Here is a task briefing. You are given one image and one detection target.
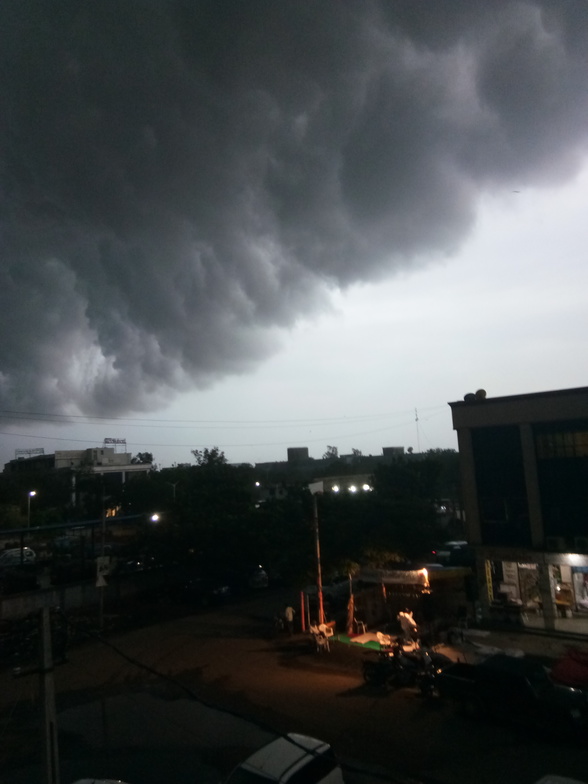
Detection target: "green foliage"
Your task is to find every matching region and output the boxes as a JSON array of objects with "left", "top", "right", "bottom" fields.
[
  {"left": 0, "top": 447, "right": 459, "bottom": 589},
  {"left": 0, "top": 504, "right": 25, "bottom": 529},
  {"left": 191, "top": 447, "right": 227, "bottom": 466},
  {"left": 360, "top": 548, "right": 404, "bottom": 569},
  {"left": 131, "top": 452, "right": 153, "bottom": 464}
]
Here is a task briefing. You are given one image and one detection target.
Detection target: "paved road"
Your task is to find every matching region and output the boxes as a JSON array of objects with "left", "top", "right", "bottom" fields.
[{"left": 2, "top": 590, "right": 587, "bottom": 784}]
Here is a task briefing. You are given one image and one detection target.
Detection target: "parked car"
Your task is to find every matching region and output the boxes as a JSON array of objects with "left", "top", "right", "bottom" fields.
[
  {"left": 0, "top": 547, "right": 36, "bottom": 567},
  {"left": 219, "top": 565, "right": 269, "bottom": 594},
  {"left": 436, "top": 654, "right": 588, "bottom": 738},
  {"left": 304, "top": 575, "right": 357, "bottom": 609},
  {"left": 224, "top": 732, "right": 345, "bottom": 784},
  {"left": 170, "top": 573, "right": 232, "bottom": 607},
  {"left": 71, "top": 780, "right": 132, "bottom": 783},
  {"left": 247, "top": 564, "right": 269, "bottom": 590}
]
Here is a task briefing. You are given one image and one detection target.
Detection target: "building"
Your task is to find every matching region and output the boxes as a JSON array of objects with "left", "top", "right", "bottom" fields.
[
  {"left": 5, "top": 447, "right": 152, "bottom": 482},
  {"left": 4, "top": 446, "right": 153, "bottom": 511},
  {"left": 54, "top": 447, "right": 152, "bottom": 481},
  {"left": 449, "top": 386, "right": 588, "bottom": 635}
]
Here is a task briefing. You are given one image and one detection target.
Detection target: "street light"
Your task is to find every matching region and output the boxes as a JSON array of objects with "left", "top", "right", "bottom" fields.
[
  {"left": 150, "top": 513, "right": 160, "bottom": 523},
  {"left": 27, "top": 490, "right": 37, "bottom": 528}
]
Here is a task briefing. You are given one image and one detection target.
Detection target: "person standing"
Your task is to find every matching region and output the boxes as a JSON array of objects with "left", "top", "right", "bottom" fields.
[
  {"left": 284, "top": 604, "right": 295, "bottom": 635},
  {"left": 397, "top": 608, "right": 418, "bottom": 645}
]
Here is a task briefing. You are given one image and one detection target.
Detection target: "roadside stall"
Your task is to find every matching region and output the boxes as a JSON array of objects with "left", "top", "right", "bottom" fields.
[{"left": 353, "top": 565, "right": 474, "bottom": 635}]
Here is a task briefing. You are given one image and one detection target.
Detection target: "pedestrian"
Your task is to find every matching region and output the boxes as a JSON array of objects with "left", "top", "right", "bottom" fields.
[
  {"left": 284, "top": 604, "right": 295, "bottom": 635},
  {"left": 273, "top": 612, "right": 285, "bottom": 635},
  {"left": 397, "top": 608, "right": 418, "bottom": 646}
]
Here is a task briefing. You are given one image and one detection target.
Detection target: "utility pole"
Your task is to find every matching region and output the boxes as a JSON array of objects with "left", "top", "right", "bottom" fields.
[
  {"left": 14, "top": 609, "right": 61, "bottom": 784},
  {"left": 98, "top": 486, "right": 107, "bottom": 631},
  {"left": 40, "top": 607, "right": 60, "bottom": 784},
  {"left": 312, "top": 493, "right": 325, "bottom": 625}
]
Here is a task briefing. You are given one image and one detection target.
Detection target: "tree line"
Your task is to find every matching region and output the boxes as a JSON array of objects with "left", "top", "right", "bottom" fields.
[{"left": 0, "top": 448, "right": 463, "bottom": 588}]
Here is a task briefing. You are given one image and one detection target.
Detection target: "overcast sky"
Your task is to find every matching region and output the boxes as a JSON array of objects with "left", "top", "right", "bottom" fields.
[{"left": 1, "top": 1, "right": 588, "bottom": 469}]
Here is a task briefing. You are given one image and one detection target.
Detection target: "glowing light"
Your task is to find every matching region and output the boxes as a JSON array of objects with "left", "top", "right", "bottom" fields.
[
  {"left": 419, "top": 567, "right": 430, "bottom": 589},
  {"left": 567, "top": 553, "right": 585, "bottom": 566}
]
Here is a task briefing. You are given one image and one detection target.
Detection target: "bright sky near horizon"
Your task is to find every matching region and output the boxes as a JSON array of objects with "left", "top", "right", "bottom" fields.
[{"left": 1, "top": 2, "right": 587, "bottom": 469}]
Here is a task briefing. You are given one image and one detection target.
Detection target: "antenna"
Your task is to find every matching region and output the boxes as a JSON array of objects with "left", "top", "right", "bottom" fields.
[{"left": 415, "top": 408, "right": 421, "bottom": 453}]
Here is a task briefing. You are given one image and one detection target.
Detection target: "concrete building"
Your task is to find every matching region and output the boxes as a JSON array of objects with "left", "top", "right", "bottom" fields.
[
  {"left": 54, "top": 447, "right": 152, "bottom": 481},
  {"left": 5, "top": 447, "right": 152, "bottom": 482},
  {"left": 449, "top": 386, "right": 588, "bottom": 636}
]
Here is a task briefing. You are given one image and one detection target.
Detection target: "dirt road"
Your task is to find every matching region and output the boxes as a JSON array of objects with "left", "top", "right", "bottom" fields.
[{"left": 2, "top": 590, "right": 587, "bottom": 784}]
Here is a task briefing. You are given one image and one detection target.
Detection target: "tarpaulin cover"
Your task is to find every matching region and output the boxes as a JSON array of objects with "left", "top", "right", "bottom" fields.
[{"left": 551, "top": 647, "right": 588, "bottom": 688}]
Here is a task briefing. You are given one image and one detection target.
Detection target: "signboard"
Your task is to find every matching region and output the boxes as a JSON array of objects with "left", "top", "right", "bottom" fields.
[
  {"left": 502, "top": 561, "right": 518, "bottom": 585},
  {"left": 96, "top": 556, "right": 111, "bottom": 587},
  {"left": 104, "top": 438, "right": 127, "bottom": 445},
  {"left": 360, "top": 568, "right": 428, "bottom": 585}
]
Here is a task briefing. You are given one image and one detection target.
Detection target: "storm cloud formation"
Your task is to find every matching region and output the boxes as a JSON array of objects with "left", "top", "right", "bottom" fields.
[{"left": 2, "top": 1, "right": 588, "bottom": 416}]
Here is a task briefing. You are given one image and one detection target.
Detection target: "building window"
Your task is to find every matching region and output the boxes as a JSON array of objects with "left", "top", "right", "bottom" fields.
[
  {"left": 535, "top": 428, "right": 588, "bottom": 459},
  {"left": 472, "top": 426, "right": 531, "bottom": 546}
]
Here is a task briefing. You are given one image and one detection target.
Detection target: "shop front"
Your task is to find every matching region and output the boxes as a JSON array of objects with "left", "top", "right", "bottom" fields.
[
  {"left": 482, "top": 550, "right": 588, "bottom": 635},
  {"left": 356, "top": 566, "right": 473, "bottom": 632}
]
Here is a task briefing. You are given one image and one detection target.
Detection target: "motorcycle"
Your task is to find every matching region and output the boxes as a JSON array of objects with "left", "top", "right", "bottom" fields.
[{"left": 362, "top": 642, "right": 452, "bottom": 696}]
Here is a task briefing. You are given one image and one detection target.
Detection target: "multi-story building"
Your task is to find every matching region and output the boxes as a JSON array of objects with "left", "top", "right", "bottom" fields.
[
  {"left": 5, "top": 446, "right": 152, "bottom": 482},
  {"left": 449, "top": 386, "right": 588, "bottom": 635}
]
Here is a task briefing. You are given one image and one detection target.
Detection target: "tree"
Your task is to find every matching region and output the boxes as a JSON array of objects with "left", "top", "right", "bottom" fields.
[
  {"left": 131, "top": 452, "right": 153, "bottom": 464},
  {"left": 191, "top": 447, "right": 227, "bottom": 466},
  {"left": 322, "top": 446, "right": 338, "bottom": 461}
]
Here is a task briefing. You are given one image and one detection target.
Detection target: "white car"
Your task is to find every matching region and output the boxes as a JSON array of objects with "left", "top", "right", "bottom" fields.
[
  {"left": 225, "top": 733, "right": 345, "bottom": 784},
  {"left": 0, "top": 547, "right": 36, "bottom": 566},
  {"left": 533, "top": 777, "right": 587, "bottom": 784},
  {"left": 70, "top": 779, "right": 132, "bottom": 783}
]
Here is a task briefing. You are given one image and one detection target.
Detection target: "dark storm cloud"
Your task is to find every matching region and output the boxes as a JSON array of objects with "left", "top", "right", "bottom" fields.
[{"left": 1, "top": 0, "right": 587, "bottom": 416}]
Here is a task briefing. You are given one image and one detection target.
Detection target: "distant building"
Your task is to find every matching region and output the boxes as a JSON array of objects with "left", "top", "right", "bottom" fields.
[
  {"left": 4, "top": 453, "right": 55, "bottom": 474},
  {"left": 287, "top": 447, "right": 310, "bottom": 462},
  {"left": 54, "top": 448, "right": 152, "bottom": 480},
  {"left": 5, "top": 446, "right": 152, "bottom": 479},
  {"left": 449, "top": 386, "right": 588, "bottom": 636},
  {"left": 308, "top": 476, "right": 373, "bottom": 494},
  {"left": 382, "top": 446, "right": 405, "bottom": 457}
]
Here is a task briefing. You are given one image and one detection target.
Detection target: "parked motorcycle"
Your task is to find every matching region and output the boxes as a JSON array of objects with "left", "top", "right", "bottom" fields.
[{"left": 362, "top": 642, "right": 452, "bottom": 696}]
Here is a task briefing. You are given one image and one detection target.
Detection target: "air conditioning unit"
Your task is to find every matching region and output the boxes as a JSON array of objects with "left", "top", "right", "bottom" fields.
[
  {"left": 573, "top": 536, "right": 588, "bottom": 553},
  {"left": 545, "top": 536, "right": 567, "bottom": 552}
]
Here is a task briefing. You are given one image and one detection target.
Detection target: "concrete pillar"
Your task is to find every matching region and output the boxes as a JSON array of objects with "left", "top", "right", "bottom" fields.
[
  {"left": 475, "top": 552, "right": 493, "bottom": 620},
  {"left": 456, "top": 427, "right": 481, "bottom": 544},
  {"left": 519, "top": 423, "right": 544, "bottom": 548},
  {"left": 537, "top": 560, "right": 557, "bottom": 631}
]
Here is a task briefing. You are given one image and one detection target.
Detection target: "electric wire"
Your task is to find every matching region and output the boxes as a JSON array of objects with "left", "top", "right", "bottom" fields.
[
  {"left": 55, "top": 609, "right": 400, "bottom": 782},
  {"left": 0, "top": 407, "right": 450, "bottom": 453},
  {"left": 0, "top": 405, "right": 447, "bottom": 428}
]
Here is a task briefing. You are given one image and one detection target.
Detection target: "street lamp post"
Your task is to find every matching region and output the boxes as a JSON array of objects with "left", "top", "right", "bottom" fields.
[{"left": 27, "top": 490, "right": 37, "bottom": 528}]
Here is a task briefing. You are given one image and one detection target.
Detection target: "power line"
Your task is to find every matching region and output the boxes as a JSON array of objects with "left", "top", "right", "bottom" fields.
[
  {"left": 0, "top": 405, "right": 447, "bottom": 428},
  {"left": 0, "top": 415, "right": 423, "bottom": 450}
]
